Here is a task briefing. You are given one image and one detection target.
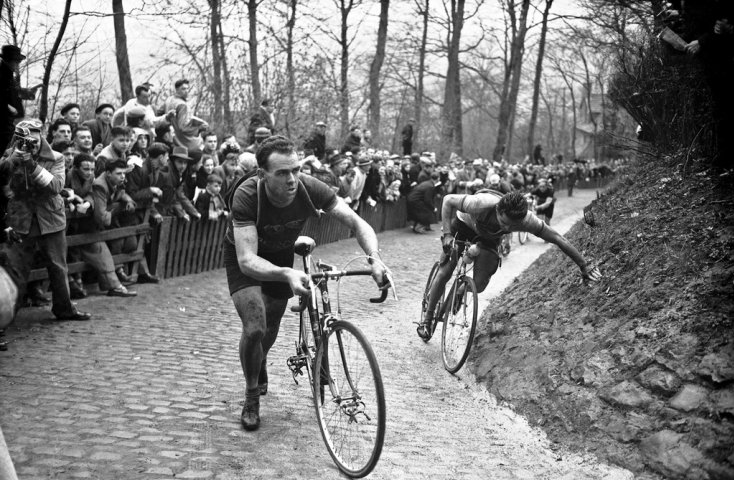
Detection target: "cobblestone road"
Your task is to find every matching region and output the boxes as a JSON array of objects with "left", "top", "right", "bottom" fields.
[{"left": 0, "top": 190, "right": 633, "bottom": 479}]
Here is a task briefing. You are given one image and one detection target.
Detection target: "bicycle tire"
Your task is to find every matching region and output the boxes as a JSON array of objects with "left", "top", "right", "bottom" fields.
[
  {"left": 421, "top": 261, "right": 442, "bottom": 341},
  {"left": 500, "top": 236, "right": 511, "bottom": 257},
  {"left": 313, "top": 321, "right": 386, "bottom": 478},
  {"left": 518, "top": 231, "right": 528, "bottom": 244},
  {"left": 441, "top": 276, "right": 478, "bottom": 374}
]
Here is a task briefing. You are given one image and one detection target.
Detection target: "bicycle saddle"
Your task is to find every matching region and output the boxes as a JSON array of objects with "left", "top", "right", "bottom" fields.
[{"left": 294, "top": 236, "right": 316, "bottom": 257}]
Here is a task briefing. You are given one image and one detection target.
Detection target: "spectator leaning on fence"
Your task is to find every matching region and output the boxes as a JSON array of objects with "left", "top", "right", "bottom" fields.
[
  {"left": 155, "top": 146, "right": 200, "bottom": 222},
  {"left": 125, "top": 141, "right": 166, "bottom": 225},
  {"left": 0, "top": 119, "right": 91, "bottom": 321}
]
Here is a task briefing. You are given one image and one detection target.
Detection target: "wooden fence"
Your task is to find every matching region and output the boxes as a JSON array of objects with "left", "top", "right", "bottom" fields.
[{"left": 151, "top": 198, "right": 409, "bottom": 279}]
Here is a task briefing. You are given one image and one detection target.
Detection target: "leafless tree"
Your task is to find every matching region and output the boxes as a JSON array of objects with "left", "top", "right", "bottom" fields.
[
  {"left": 39, "top": 0, "right": 72, "bottom": 122},
  {"left": 112, "top": 0, "right": 133, "bottom": 102},
  {"left": 367, "top": 0, "right": 389, "bottom": 146},
  {"left": 525, "top": 0, "right": 553, "bottom": 158}
]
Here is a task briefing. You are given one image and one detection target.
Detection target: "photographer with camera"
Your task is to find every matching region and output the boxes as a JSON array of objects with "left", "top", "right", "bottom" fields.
[{"left": 0, "top": 119, "right": 91, "bottom": 321}]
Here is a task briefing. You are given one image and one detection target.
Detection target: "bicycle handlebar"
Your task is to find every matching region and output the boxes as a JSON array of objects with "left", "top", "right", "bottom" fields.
[{"left": 288, "top": 268, "right": 392, "bottom": 313}]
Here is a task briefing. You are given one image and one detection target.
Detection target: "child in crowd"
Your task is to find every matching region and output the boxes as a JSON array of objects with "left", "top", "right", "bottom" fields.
[
  {"left": 195, "top": 174, "right": 228, "bottom": 221},
  {"left": 193, "top": 155, "right": 216, "bottom": 202}
]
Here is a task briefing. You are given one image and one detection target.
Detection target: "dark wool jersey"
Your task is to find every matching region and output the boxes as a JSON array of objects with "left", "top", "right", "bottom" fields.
[
  {"left": 225, "top": 174, "right": 337, "bottom": 253},
  {"left": 456, "top": 191, "right": 545, "bottom": 241}
]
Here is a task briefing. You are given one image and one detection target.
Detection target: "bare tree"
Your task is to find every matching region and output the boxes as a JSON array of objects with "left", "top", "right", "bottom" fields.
[
  {"left": 208, "top": 0, "right": 223, "bottom": 128},
  {"left": 336, "top": 0, "right": 361, "bottom": 137},
  {"left": 112, "top": 0, "right": 134, "bottom": 102},
  {"left": 248, "top": 0, "right": 262, "bottom": 105},
  {"left": 413, "top": 0, "right": 429, "bottom": 149},
  {"left": 284, "top": 0, "right": 298, "bottom": 137},
  {"left": 439, "top": 0, "right": 466, "bottom": 160},
  {"left": 492, "top": 0, "right": 530, "bottom": 162},
  {"left": 39, "top": 0, "right": 72, "bottom": 122},
  {"left": 526, "top": 0, "right": 553, "bottom": 157},
  {"left": 367, "top": 0, "right": 389, "bottom": 146}
]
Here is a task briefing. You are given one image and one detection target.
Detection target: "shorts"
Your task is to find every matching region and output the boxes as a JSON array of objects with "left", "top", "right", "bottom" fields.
[
  {"left": 448, "top": 218, "right": 501, "bottom": 293},
  {"left": 223, "top": 240, "right": 294, "bottom": 299}
]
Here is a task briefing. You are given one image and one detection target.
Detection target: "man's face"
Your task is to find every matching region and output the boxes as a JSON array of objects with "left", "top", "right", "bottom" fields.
[
  {"left": 137, "top": 90, "right": 151, "bottom": 105},
  {"left": 204, "top": 135, "right": 217, "bottom": 152},
  {"left": 173, "top": 158, "right": 188, "bottom": 174},
  {"left": 65, "top": 108, "right": 80, "bottom": 124},
  {"left": 260, "top": 152, "right": 300, "bottom": 205},
  {"left": 223, "top": 154, "right": 238, "bottom": 174},
  {"left": 108, "top": 167, "right": 126, "bottom": 187},
  {"left": 496, "top": 210, "right": 522, "bottom": 230},
  {"left": 77, "top": 160, "right": 95, "bottom": 181},
  {"left": 150, "top": 153, "right": 167, "bottom": 172},
  {"left": 353, "top": 128, "right": 362, "bottom": 138},
  {"left": 177, "top": 83, "right": 190, "bottom": 99},
  {"left": 97, "top": 108, "right": 114, "bottom": 124},
  {"left": 62, "top": 147, "right": 76, "bottom": 168},
  {"left": 335, "top": 159, "right": 349, "bottom": 175},
  {"left": 54, "top": 125, "right": 72, "bottom": 142},
  {"left": 75, "top": 130, "right": 93, "bottom": 151},
  {"left": 110, "top": 134, "right": 131, "bottom": 154},
  {"left": 7, "top": 59, "right": 21, "bottom": 72}
]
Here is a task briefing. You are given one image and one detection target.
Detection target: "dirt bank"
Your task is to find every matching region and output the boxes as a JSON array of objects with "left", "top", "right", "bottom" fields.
[{"left": 470, "top": 155, "right": 734, "bottom": 480}]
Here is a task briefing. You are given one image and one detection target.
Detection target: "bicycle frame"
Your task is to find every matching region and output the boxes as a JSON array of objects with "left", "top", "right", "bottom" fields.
[{"left": 436, "top": 240, "right": 475, "bottom": 322}]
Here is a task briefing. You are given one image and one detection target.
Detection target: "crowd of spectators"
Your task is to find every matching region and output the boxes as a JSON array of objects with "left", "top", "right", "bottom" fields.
[{"left": 0, "top": 42, "right": 625, "bottom": 325}]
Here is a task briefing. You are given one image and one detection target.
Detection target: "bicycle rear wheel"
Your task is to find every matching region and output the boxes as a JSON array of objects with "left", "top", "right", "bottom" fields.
[
  {"left": 441, "top": 276, "right": 478, "bottom": 374},
  {"left": 313, "top": 321, "right": 385, "bottom": 478},
  {"left": 421, "top": 261, "right": 442, "bottom": 341}
]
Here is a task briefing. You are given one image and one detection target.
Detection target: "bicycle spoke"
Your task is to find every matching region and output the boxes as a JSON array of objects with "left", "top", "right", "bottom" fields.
[{"left": 441, "top": 277, "right": 478, "bottom": 374}]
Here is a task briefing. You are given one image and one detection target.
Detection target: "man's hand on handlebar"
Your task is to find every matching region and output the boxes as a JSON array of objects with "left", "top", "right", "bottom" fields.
[
  {"left": 286, "top": 269, "right": 312, "bottom": 296},
  {"left": 441, "top": 234, "right": 453, "bottom": 254}
]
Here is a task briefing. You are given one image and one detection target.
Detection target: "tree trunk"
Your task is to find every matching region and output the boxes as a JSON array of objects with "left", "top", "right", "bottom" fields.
[
  {"left": 208, "top": 0, "right": 223, "bottom": 128},
  {"left": 526, "top": 0, "right": 553, "bottom": 157},
  {"left": 367, "top": 0, "right": 389, "bottom": 147},
  {"left": 248, "top": 0, "right": 262, "bottom": 105},
  {"left": 112, "top": 0, "right": 134, "bottom": 103},
  {"left": 414, "top": 0, "right": 429, "bottom": 149},
  {"left": 338, "top": 0, "right": 354, "bottom": 139},
  {"left": 493, "top": 0, "right": 530, "bottom": 162},
  {"left": 439, "top": 0, "right": 465, "bottom": 161},
  {"left": 285, "top": 0, "right": 298, "bottom": 138},
  {"left": 39, "top": 0, "right": 72, "bottom": 122},
  {"left": 218, "top": 21, "right": 233, "bottom": 131}
]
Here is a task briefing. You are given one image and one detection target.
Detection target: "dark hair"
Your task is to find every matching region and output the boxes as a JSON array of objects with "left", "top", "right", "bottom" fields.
[
  {"left": 221, "top": 143, "right": 241, "bottom": 158},
  {"left": 50, "top": 118, "right": 71, "bottom": 133},
  {"left": 148, "top": 142, "right": 169, "bottom": 159},
  {"left": 73, "top": 125, "right": 91, "bottom": 137},
  {"left": 497, "top": 192, "right": 528, "bottom": 220},
  {"left": 73, "top": 152, "right": 96, "bottom": 169},
  {"left": 174, "top": 79, "right": 189, "bottom": 89},
  {"left": 135, "top": 84, "right": 150, "bottom": 96},
  {"left": 52, "top": 139, "right": 74, "bottom": 153},
  {"left": 202, "top": 130, "right": 217, "bottom": 140},
  {"left": 110, "top": 126, "right": 130, "bottom": 138},
  {"left": 106, "top": 159, "right": 128, "bottom": 172},
  {"left": 60, "top": 103, "right": 80, "bottom": 116},
  {"left": 255, "top": 135, "right": 295, "bottom": 169}
]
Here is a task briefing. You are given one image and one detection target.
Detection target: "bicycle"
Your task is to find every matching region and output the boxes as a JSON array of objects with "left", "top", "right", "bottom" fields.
[
  {"left": 286, "top": 236, "right": 396, "bottom": 478},
  {"left": 420, "top": 237, "right": 479, "bottom": 374}
]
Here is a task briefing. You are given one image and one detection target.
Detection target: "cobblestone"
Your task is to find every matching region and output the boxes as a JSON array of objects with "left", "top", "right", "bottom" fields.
[{"left": 0, "top": 190, "right": 633, "bottom": 478}]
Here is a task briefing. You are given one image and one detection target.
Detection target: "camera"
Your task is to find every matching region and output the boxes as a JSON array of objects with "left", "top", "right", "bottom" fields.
[
  {"left": 13, "top": 125, "right": 39, "bottom": 152},
  {"left": 16, "top": 136, "right": 39, "bottom": 152}
]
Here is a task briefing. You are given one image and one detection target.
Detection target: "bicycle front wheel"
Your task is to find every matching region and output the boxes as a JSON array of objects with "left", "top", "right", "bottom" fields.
[
  {"left": 441, "top": 276, "right": 478, "bottom": 374},
  {"left": 518, "top": 230, "right": 528, "bottom": 244},
  {"left": 313, "top": 321, "right": 385, "bottom": 478},
  {"left": 422, "top": 261, "right": 442, "bottom": 340}
]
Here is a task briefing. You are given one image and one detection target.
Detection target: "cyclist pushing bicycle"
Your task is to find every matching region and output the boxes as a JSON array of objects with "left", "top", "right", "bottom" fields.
[
  {"left": 224, "top": 136, "right": 387, "bottom": 431},
  {"left": 417, "top": 190, "right": 602, "bottom": 341}
]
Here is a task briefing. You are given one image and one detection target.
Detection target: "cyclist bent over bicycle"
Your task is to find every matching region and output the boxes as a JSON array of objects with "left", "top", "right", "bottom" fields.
[{"left": 417, "top": 191, "right": 601, "bottom": 341}]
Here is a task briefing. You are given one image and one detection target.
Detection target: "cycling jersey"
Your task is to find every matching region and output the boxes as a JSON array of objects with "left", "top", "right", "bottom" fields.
[{"left": 456, "top": 191, "right": 545, "bottom": 242}]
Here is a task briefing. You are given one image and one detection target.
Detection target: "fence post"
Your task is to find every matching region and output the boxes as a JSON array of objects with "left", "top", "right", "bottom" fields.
[{"left": 151, "top": 216, "right": 173, "bottom": 277}]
